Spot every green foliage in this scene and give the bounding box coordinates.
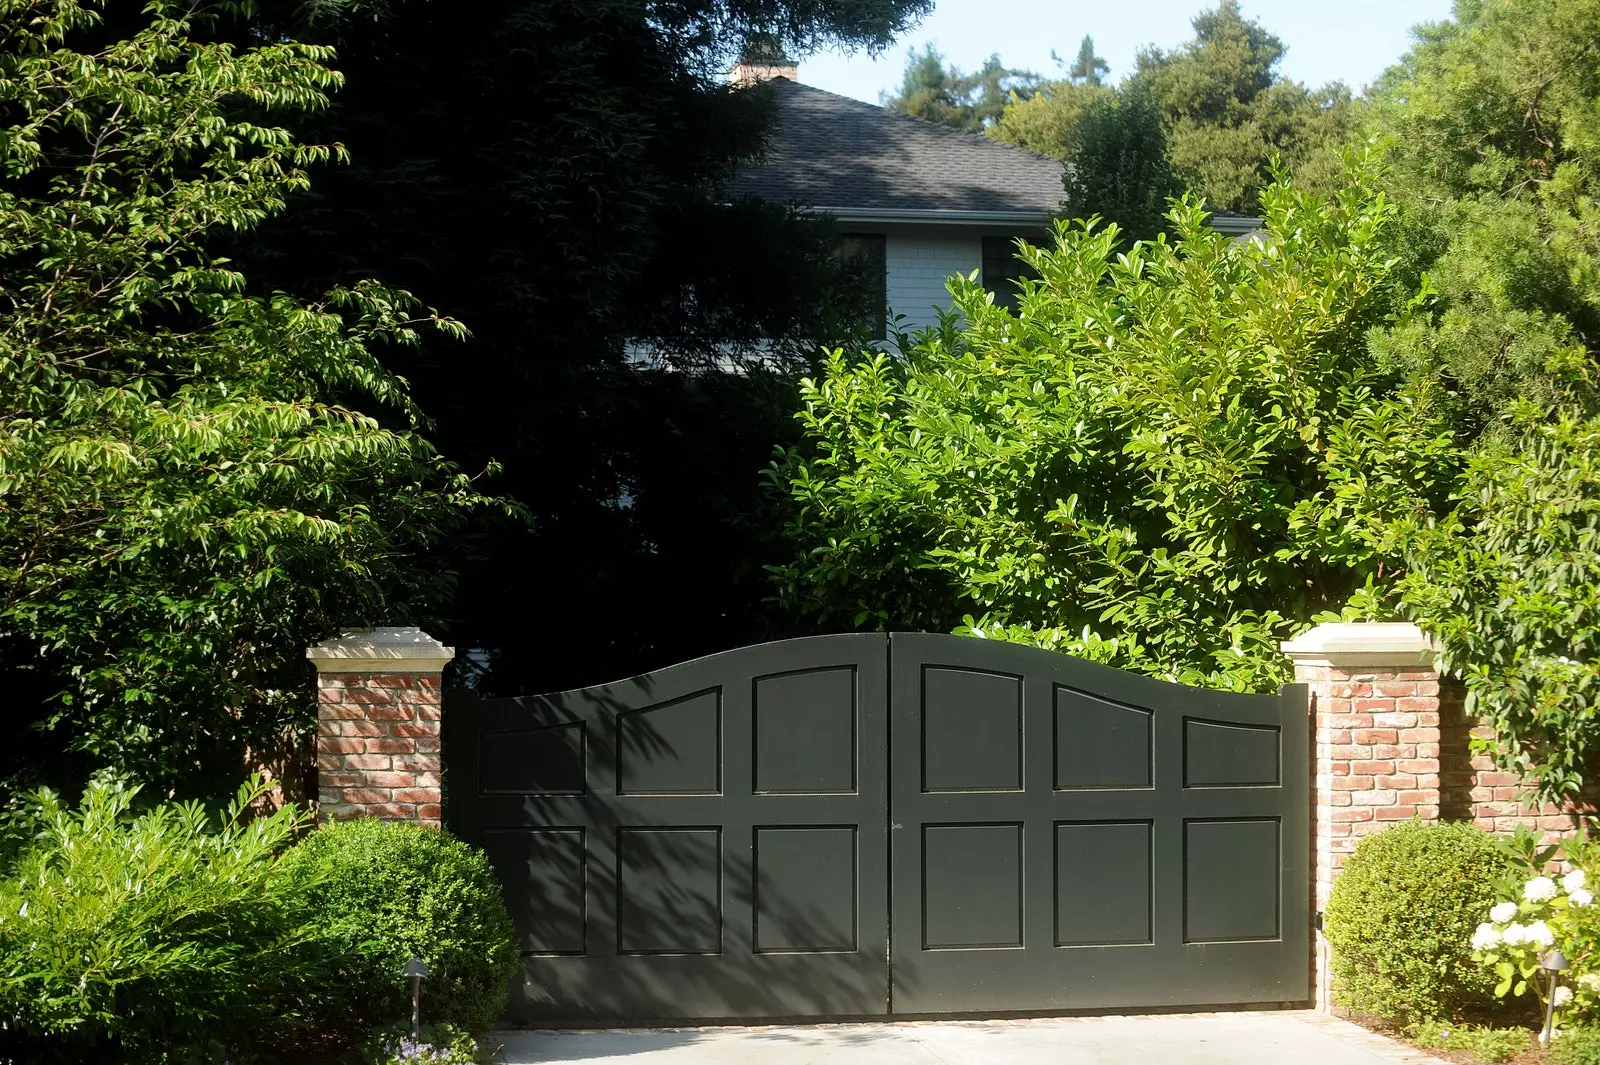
[357,1022,483,1065]
[1129,0,1358,212]
[1324,821,1517,1023]
[767,158,1452,688]
[1367,0,1600,432]
[1408,1021,1533,1063]
[1555,1026,1600,1065]
[0,0,505,801]
[993,2,1359,211]
[884,44,1041,131]
[1061,89,1181,243]
[0,778,316,1064]
[276,819,519,1037]
[986,77,1111,158]
[1398,411,1600,804]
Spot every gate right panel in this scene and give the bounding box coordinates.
[889,633,1308,1014]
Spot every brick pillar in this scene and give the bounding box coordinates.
[1280,621,1441,1010]
[306,627,454,826]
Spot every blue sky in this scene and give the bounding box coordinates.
[800,1,1459,104]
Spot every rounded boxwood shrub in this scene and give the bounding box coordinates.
[277,819,519,1037]
[1324,820,1516,1023]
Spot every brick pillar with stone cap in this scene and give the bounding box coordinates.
[1282,621,1442,1009]
[307,627,454,826]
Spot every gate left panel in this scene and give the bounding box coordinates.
[445,634,891,1023]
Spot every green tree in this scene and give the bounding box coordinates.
[986,77,1111,157]
[0,0,499,800]
[766,159,1456,689]
[1066,34,1109,86]
[1061,89,1181,243]
[1363,0,1600,805]
[884,44,1042,132]
[1366,0,1600,430]
[1129,0,1357,212]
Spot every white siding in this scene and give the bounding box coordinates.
[883,228,983,335]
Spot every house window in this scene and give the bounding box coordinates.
[982,235,1036,314]
[838,233,886,340]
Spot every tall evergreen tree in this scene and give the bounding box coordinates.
[1067,34,1109,85]
[884,44,1041,132]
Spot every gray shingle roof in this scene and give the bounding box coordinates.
[729,79,1066,217]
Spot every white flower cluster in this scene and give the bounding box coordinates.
[1499,920,1556,947]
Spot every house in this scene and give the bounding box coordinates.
[727,60,1262,337]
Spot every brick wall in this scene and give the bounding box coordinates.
[307,628,454,826]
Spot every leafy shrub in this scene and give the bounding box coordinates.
[278,819,519,1036]
[1325,821,1517,1023]
[358,1022,483,1065]
[0,779,317,1064]
[1555,1026,1600,1065]
[1409,1021,1534,1063]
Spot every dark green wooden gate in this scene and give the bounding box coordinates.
[444,633,1308,1023]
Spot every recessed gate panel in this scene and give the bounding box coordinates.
[445,633,1308,1022]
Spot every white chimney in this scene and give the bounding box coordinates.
[729,37,798,88]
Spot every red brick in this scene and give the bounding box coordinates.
[360,803,418,820]
[365,738,413,754]
[340,720,390,737]
[1397,697,1438,713]
[394,754,443,772]
[1376,774,1418,790]
[367,674,417,688]
[1397,759,1439,774]
[1374,682,1419,697]
[1354,729,1398,745]
[393,788,441,804]
[392,723,439,738]
[1414,712,1441,727]
[321,773,365,788]
[363,704,414,721]
[345,754,391,771]
[1354,698,1396,713]
[1352,789,1399,806]
[320,737,364,754]
[411,771,442,788]
[342,787,393,805]
[1398,789,1437,805]
[323,704,370,720]
[417,804,443,822]
[1398,728,1434,742]
[367,772,416,788]
[418,705,443,721]
[1353,761,1397,776]
[1331,776,1377,791]
[316,754,348,771]
[1327,761,1351,777]
[414,737,441,754]
[316,720,342,737]
[1330,808,1375,823]
[1377,805,1428,821]
[1478,772,1520,787]
[1373,712,1419,729]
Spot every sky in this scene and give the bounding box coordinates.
[800,0,1459,105]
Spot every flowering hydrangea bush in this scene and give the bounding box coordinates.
[1473,865,1599,1022]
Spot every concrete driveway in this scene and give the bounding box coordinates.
[493,1011,1448,1064]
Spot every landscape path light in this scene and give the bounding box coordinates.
[1541,948,1570,1048]
[403,956,430,1039]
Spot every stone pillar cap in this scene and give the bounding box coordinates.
[306,626,455,673]
[1280,621,1436,670]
